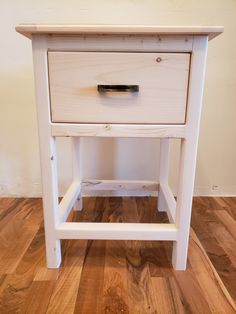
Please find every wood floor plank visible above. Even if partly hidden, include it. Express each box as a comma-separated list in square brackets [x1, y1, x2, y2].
[20, 281, 55, 314]
[123, 198, 158, 313]
[208, 212, 236, 267]
[172, 266, 212, 313]
[188, 229, 236, 313]
[225, 206, 236, 221]
[126, 255, 157, 314]
[201, 235, 236, 301]
[191, 199, 214, 242]
[74, 196, 105, 223]
[0, 224, 45, 313]
[74, 239, 106, 314]
[213, 197, 231, 208]
[74, 197, 106, 314]
[214, 209, 236, 241]
[46, 240, 87, 314]
[151, 277, 186, 314]
[192, 196, 223, 211]
[192, 202, 236, 303]
[136, 196, 168, 224]
[133, 197, 172, 278]
[0, 196, 236, 313]
[221, 197, 236, 207]
[0, 198, 20, 216]
[102, 197, 129, 314]
[217, 198, 236, 220]
[0, 198, 26, 230]
[0, 275, 10, 297]
[102, 240, 129, 314]
[34, 267, 60, 281]
[145, 240, 172, 278]
[0, 199, 43, 275]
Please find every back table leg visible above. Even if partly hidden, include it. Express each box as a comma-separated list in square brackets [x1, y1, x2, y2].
[158, 138, 170, 212]
[72, 137, 83, 211]
[32, 36, 61, 267]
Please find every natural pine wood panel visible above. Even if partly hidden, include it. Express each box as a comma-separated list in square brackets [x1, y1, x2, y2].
[0, 196, 236, 313]
[48, 52, 190, 124]
[15, 24, 224, 40]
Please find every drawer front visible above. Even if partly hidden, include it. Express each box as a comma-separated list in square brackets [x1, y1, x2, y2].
[48, 52, 190, 124]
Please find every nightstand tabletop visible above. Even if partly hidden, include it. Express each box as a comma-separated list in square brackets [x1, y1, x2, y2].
[15, 24, 223, 40]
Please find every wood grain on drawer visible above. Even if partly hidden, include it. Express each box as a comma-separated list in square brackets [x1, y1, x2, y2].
[48, 52, 190, 124]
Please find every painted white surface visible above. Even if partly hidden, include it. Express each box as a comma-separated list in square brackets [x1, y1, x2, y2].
[0, 0, 235, 197]
[32, 36, 61, 267]
[173, 36, 209, 270]
[55, 222, 178, 241]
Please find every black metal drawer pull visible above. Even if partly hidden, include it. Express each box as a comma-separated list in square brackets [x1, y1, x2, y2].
[97, 84, 139, 93]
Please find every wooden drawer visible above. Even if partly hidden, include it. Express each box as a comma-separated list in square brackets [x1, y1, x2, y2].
[48, 52, 190, 124]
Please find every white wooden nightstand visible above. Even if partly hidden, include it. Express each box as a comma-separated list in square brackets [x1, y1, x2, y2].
[16, 24, 223, 270]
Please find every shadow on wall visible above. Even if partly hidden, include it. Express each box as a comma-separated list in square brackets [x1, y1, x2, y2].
[0, 71, 41, 196]
[82, 137, 161, 181]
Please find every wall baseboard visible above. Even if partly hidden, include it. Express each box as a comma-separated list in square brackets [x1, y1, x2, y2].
[0, 181, 236, 198]
[0, 180, 159, 197]
[0, 182, 42, 198]
[194, 186, 236, 197]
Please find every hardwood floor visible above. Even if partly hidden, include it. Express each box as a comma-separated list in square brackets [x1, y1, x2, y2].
[0, 196, 235, 313]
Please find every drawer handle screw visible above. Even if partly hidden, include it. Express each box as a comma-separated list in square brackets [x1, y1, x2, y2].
[156, 57, 162, 63]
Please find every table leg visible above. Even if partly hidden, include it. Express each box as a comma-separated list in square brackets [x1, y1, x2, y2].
[72, 137, 83, 211]
[40, 137, 61, 268]
[172, 138, 196, 270]
[32, 36, 61, 267]
[158, 138, 170, 212]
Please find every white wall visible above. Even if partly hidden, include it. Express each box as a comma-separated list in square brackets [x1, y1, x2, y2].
[0, 0, 235, 197]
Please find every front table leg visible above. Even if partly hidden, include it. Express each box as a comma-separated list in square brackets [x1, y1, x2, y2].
[172, 36, 208, 270]
[32, 36, 62, 268]
[172, 138, 196, 270]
